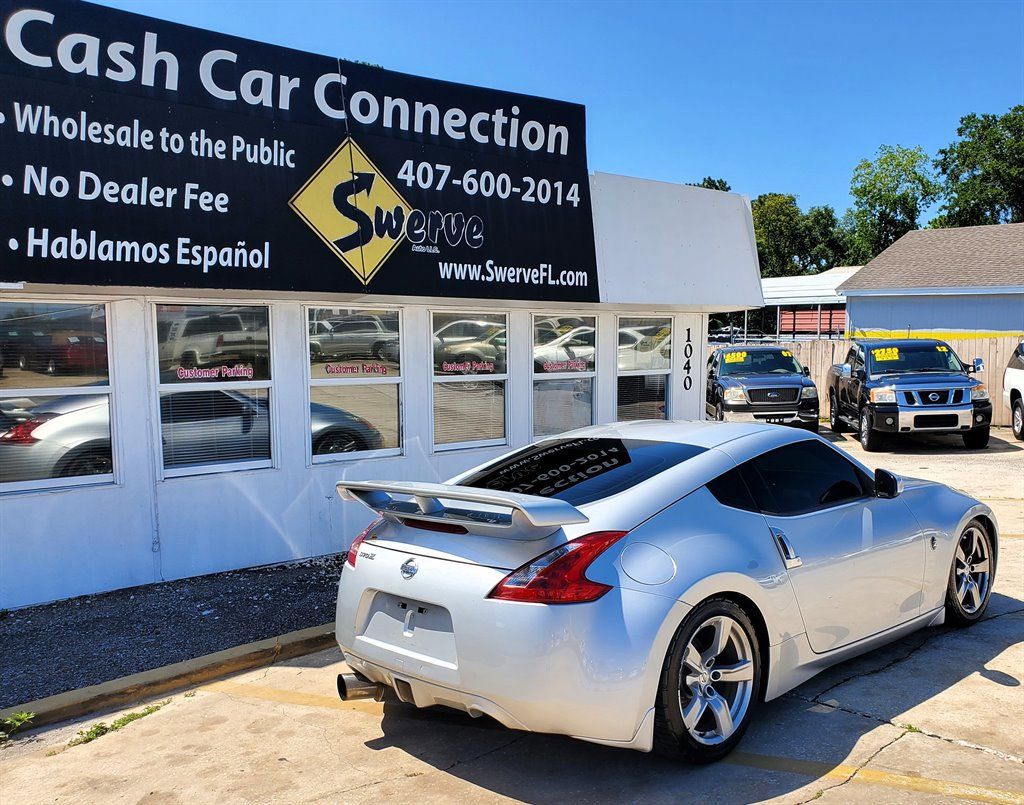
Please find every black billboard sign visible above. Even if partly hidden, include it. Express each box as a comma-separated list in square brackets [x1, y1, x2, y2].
[0, 0, 599, 301]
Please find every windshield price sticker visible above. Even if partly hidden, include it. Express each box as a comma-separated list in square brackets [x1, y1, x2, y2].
[936, 345, 948, 352]
[872, 347, 901, 362]
[781, 350, 793, 357]
[724, 351, 748, 364]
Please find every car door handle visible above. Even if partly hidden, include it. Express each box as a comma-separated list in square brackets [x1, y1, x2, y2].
[771, 527, 803, 569]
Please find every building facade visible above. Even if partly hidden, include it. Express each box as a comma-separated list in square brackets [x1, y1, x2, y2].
[0, 3, 762, 607]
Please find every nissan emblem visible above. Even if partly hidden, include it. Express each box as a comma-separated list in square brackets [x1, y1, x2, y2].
[400, 558, 418, 579]
[928, 392, 941, 402]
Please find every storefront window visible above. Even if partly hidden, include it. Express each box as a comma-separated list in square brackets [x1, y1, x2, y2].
[432, 312, 507, 447]
[617, 317, 672, 421]
[0, 301, 113, 488]
[155, 305, 272, 473]
[533, 315, 596, 437]
[307, 307, 401, 458]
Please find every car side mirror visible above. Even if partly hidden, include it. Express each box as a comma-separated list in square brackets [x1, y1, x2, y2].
[802, 366, 811, 376]
[875, 468, 903, 499]
[971, 357, 985, 373]
[840, 364, 852, 378]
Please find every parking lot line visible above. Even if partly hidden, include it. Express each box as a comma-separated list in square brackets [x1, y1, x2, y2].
[727, 751, 1024, 804]
[201, 679, 1024, 804]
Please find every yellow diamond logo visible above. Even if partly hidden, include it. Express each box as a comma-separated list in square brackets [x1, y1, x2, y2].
[289, 137, 412, 285]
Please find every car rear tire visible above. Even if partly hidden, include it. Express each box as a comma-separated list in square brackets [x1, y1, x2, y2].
[962, 427, 990, 450]
[653, 598, 762, 763]
[804, 420, 820, 434]
[828, 393, 849, 434]
[859, 410, 883, 452]
[313, 430, 366, 455]
[945, 519, 995, 626]
[1010, 399, 1023, 441]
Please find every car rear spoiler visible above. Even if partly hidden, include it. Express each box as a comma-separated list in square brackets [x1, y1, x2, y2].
[336, 480, 588, 539]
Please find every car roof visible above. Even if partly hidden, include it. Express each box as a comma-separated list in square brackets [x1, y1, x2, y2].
[552, 418, 807, 451]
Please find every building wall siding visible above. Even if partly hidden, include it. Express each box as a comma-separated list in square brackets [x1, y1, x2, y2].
[847, 293, 1024, 339]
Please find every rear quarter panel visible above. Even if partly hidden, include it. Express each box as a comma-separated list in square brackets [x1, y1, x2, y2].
[899, 481, 996, 612]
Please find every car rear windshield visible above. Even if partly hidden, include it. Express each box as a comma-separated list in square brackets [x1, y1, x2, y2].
[866, 343, 963, 374]
[459, 437, 706, 506]
[719, 349, 801, 376]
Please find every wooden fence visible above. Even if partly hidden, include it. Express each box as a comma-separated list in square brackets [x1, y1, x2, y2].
[707, 337, 1021, 428]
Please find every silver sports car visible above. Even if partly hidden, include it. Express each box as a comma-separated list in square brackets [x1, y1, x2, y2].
[333, 420, 997, 763]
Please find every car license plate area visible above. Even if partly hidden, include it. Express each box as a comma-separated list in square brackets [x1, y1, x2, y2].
[357, 592, 457, 667]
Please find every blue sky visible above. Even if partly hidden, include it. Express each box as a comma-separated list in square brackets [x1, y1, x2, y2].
[98, 0, 1023, 217]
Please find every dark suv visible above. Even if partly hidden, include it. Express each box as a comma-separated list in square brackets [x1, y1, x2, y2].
[706, 346, 820, 431]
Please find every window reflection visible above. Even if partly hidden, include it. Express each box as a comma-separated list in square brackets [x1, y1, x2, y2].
[310, 386, 394, 454]
[432, 313, 507, 375]
[0, 395, 112, 482]
[534, 316, 596, 373]
[0, 302, 108, 389]
[156, 305, 270, 383]
[308, 308, 400, 380]
[618, 317, 671, 372]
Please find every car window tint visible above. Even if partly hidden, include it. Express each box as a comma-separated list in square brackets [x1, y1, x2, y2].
[706, 468, 758, 512]
[745, 441, 869, 515]
[460, 437, 706, 506]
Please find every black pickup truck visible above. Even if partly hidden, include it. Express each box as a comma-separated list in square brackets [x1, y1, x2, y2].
[706, 345, 820, 431]
[826, 339, 992, 451]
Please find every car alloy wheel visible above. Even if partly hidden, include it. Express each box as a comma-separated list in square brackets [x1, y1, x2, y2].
[954, 525, 992, 615]
[1013, 400, 1023, 441]
[677, 615, 755, 746]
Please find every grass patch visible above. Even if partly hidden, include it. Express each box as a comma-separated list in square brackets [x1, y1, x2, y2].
[901, 723, 923, 734]
[68, 700, 169, 747]
[0, 712, 35, 746]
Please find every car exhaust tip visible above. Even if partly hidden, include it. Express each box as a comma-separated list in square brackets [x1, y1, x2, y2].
[337, 671, 385, 702]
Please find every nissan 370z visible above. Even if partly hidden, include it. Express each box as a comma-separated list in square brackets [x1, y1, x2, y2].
[333, 420, 997, 763]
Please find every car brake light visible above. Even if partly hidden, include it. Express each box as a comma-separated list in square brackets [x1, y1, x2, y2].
[487, 531, 628, 604]
[401, 518, 468, 534]
[0, 414, 56, 444]
[346, 517, 382, 568]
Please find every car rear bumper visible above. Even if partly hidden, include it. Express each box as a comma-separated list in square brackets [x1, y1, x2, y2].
[335, 545, 689, 745]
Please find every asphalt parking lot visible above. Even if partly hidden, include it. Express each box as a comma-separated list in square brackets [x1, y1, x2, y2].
[2, 429, 1021, 804]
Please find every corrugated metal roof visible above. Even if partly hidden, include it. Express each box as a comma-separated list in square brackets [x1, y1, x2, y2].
[760, 266, 861, 305]
[839, 223, 1024, 293]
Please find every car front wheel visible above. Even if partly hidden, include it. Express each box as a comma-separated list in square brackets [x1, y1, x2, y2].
[654, 598, 762, 763]
[945, 519, 995, 625]
[859, 410, 883, 452]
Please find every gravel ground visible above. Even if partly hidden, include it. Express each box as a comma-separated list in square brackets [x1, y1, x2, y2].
[0, 556, 344, 709]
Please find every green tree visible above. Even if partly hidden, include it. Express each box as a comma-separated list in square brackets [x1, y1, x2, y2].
[750, 194, 847, 276]
[843, 144, 941, 263]
[688, 176, 732, 192]
[933, 106, 1024, 226]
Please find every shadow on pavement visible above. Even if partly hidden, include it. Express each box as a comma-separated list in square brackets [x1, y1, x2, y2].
[354, 592, 1022, 803]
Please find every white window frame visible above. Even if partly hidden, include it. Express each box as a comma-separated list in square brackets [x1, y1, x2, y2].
[304, 305, 404, 463]
[530, 312, 597, 438]
[0, 299, 116, 494]
[615, 314, 674, 421]
[151, 301, 275, 479]
[430, 309, 509, 452]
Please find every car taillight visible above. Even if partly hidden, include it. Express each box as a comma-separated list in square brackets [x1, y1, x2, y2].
[346, 517, 383, 568]
[215, 334, 224, 348]
[0, 414, 56, 444]
[487, 531, 628, 604]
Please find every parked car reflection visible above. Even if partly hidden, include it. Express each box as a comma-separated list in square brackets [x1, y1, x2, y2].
[434, 322, 507, 374]
[0, 390, 383, 481]
[156, 309, 270, 380]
